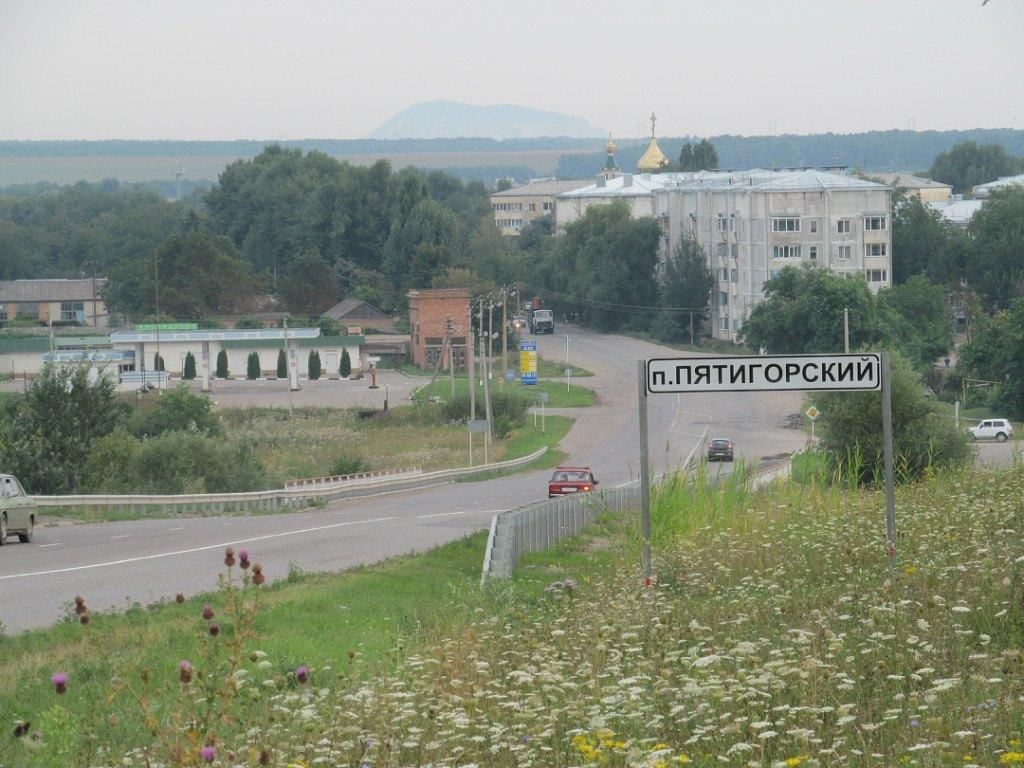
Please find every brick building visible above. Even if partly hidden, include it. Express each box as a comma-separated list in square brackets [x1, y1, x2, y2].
[406, 288, 471, 371]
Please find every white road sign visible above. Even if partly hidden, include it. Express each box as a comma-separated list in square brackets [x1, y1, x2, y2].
[646, 353, 881, 394]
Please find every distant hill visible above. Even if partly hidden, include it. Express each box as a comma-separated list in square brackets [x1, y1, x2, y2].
[365, 101, 603, 140]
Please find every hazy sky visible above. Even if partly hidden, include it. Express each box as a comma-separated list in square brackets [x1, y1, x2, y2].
[1, 0, 1022, 141]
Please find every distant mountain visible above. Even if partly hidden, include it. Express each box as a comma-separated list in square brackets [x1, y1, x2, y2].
[366, 101, 603, 140]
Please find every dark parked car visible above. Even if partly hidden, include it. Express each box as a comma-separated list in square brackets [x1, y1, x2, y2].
[706, 438, 735, 462]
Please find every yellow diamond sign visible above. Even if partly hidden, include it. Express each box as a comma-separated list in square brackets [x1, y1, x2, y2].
[805, 406, 820, 420]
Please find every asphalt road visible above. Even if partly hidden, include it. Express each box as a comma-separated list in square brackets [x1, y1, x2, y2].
[0, 329, 807, 634]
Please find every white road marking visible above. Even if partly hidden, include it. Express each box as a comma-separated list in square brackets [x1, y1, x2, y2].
[419, 508, 502, 519]
[38, 542, 62, 548]
[0, 516, 396, 582]
[110, 535, 129, 540]
[168, 526, 186, 532]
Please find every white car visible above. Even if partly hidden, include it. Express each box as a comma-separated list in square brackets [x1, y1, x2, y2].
[967, 418, 1014, 442]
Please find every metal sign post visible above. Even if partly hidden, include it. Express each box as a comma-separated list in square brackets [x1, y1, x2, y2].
[641, 352, 892, 582]
[538, 391, 548, 433]
[636, 361, 652, 585]
[805, 405, 819, 439]
[880, 351, 896, 569]
[566, 367, 572, 394]
[468, 419, 488, 466]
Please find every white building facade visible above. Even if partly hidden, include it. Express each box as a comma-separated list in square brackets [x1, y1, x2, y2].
[556, 169, 893, 342]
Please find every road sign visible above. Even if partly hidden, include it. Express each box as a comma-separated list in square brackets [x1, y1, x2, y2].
[519, 340, 538, 385]
[805, 406, 820, 420]
[636, 351, 897, 585]
[537, 391, 549, 404]
[467, 419, 489, 433]
[505, 369, 515, 381]
[646, 353, 881, 394]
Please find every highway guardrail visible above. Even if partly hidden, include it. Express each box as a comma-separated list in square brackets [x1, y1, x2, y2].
[481, 456, 793, 583]
[35, 447, 547, 518]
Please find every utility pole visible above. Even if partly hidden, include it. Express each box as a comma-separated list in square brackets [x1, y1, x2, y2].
[501, 288, 508, 383]
[481, 298, 494, 443]
[468, 303, 476, 420]
[447, 316, 455, 397]
[843, 307, 850, 353]
[155, 257, 162, 391]
[487, 299, 494, 381]
[284, 317, 293, 418]
[170, 162, 187, 202]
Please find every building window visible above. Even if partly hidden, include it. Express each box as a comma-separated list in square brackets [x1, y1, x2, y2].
[528, 203, 536, 212]
[718, 290, 728, 306]
[837, 219, 852, 234]
[718, 317, 728, 331]
[15, 302, 39, 318]
[730, 268, 738, 283]
[864, 215, 887, 231]
[732, 318, 740, 332]
[770, 269, 781, 279]
[771, 217, 800, 232]
[810, 219, 818, 234]
[542, 201, 554, 212]
[809, 246, 818, 261]
[60, 301, 85, 322]
[719, 267, 729, 282]
[772, 245, 801, 259]
[716, 216, 734, 232]
[865, 243, 887, 257]
[837, 245, 852, 260]
[865, 269, 888, 283]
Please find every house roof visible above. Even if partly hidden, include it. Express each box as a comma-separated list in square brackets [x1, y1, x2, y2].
[928, 199, 985, 226]
[559, 168, 888, 199]
[0, 278, 107, 302]
[973, 173, 1024, 197]
[867, 172, 950, 190]
[323, 298, 391, 321]
[489, 179, 590, 198]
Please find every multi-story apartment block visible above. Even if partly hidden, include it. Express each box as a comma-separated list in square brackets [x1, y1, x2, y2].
[489, 179, 591, 235]
[555, 169, 892, 342]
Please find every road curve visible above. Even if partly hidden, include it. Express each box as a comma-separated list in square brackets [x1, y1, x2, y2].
[0, 329, 806, 633]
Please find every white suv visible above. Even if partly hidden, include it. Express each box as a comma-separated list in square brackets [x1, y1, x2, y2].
[967, 418, 1014, 442]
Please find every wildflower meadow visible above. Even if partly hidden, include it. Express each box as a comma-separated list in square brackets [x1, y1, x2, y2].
[4, 462, 1023, 767]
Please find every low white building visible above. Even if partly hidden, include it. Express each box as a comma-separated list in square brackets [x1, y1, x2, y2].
[973, 173, 1024, 198]
[556, 168, 893, 341]
[928, 195, 985, 227]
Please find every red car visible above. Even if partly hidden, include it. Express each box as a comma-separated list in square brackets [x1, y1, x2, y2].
[548, 466, 599, 498]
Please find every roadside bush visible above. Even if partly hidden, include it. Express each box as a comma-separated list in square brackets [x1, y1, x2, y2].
[83, 430, 267, 493]
[0, 364, 128, 494]
[215, 348, 229, 378]
[330, 455, 367, 476]
[436, 389, 530, 438]
[182, 351, 196, 380]
[153, 352, 165, 372]
[308, 350, 322, 380]
[340, 347, 352, 377]
[246, 351, 261, 380]
[816, 350, 971, 484]
[131, 384, 221, 438]
[276, 348, 287, 378]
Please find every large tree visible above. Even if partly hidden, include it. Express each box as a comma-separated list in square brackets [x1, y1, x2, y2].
[879, 276, 954, 367]
[678, 139, 719, 172]
[964, 187, 1024, 309]
[381, 198, 462, 302]
[104, 229, 259, 318]
[956, 298, 1024, 419]
[890, 191, 965, 284]
[280, 249, 341, 315]
[539, 201, 661, 333]
[927, 141, 1023, 194]
[653, 233, 713, 343]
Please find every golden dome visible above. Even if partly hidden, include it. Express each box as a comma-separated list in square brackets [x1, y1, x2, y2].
[637, 136, 669, 172]
[605, 135, 617, 154]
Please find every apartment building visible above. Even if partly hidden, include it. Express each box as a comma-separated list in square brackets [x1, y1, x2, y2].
[556, 169, 892, 342]
[866, 172, 951, 203]
[489, 179, 590, 235]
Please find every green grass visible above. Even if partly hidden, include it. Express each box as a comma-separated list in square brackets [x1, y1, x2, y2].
[535, 356, 593, 378]
[460, 415, 573, 480]
[5, 465, 1024, 765]
[415, 375, 596, 408]
[933, 399, 1023, 432]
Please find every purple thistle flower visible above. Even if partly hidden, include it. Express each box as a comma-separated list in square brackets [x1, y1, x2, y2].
[179, 660, 194, 684]
[50, 672, 68, 695]
[295, 665, 309, 684]
[201, 745, 216, 762]
[201, 604, 215, 620]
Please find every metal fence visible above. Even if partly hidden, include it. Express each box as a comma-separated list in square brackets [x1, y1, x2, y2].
[35, 447, 548, 518]
[481, 456, 794, 583]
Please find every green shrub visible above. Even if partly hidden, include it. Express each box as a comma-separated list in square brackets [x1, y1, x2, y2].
[131, 384, 221, 438]
[308, 350, 322, 380]
[246, 351, 261, 380]
[153, 352, 165, 372]
[215, 349, 229, 378]
[83, 430, 267, 494]
[276, 348, 287, 378]
[816, 350, 971, 485]
[330, 455, 366, 476]
[436, 389, 530, 438]
[183, 351, 197, 380]
[340, 348, 352, 378]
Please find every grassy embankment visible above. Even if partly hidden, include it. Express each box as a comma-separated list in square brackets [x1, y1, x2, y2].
[5, 463, 1024, 766]
[413, 374, 596, 408]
